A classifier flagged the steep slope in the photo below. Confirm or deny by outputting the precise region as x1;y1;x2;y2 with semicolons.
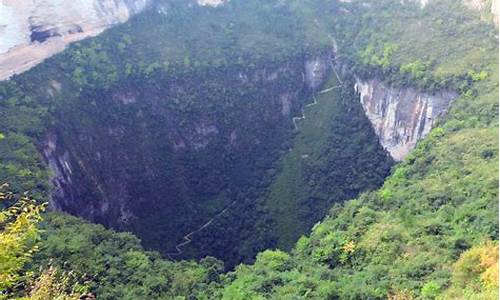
0;0;322;266
219;0;499;298
42;53;321;266
0;0;497;299
265;73;393;249
0;0;394;268
0;0;233;81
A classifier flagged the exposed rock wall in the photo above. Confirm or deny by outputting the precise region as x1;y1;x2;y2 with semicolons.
197;0;227;6
0;0;151;80
305;57;329;90
493;0;500;25
0;0;238;80
355;79;456;161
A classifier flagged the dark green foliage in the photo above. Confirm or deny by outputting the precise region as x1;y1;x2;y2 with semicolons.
0;82;50;202
35;213;225;300
218;0;499;298
1;0;497;299
49;59;310;268
0;0;391;269
0;0;329;266
265;74;393;249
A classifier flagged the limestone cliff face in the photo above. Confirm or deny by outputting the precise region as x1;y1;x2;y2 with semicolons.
355;79;456;161
0;0;236;80
0;0;151;80
197;0;227;6
492;0;500;26
305;57;329;90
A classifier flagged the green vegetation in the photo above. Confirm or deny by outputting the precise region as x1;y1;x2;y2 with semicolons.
0;0;497;299
0;0;331;202
0;82;50;201
216;0;499;298
330;0;498;90
0;184;45;296
0;187;224;299
265;74;392;248
0;0;391;268
0;0;335;268
360;43;399;70
34;213;224;299
0;184;88;300
439;241;498;299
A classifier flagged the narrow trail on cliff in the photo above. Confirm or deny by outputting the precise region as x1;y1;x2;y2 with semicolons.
331;61;344;85
292;78;343;130
292;61;345;130
167;63;345;260
166;200;238;260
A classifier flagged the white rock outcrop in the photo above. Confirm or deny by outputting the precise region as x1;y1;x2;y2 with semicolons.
197;0;227;6
355;79;456;161
305;57;329;90
0;0;151;80
492;0;500;25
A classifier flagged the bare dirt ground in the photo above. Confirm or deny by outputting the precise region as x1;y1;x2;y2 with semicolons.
0;27;105;81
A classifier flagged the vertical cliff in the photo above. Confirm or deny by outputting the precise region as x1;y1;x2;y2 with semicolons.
42;56;325;224
0;0;151;80
0;0;240;80
355;79;456;161
36;53;336;266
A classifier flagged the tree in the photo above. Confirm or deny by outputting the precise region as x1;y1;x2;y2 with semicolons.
438;241;499;299
0;184;88;300
27;266;91;300
0;183;45;297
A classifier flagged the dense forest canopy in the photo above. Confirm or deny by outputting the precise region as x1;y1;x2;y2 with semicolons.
0;0;498;299
0;0;393;267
